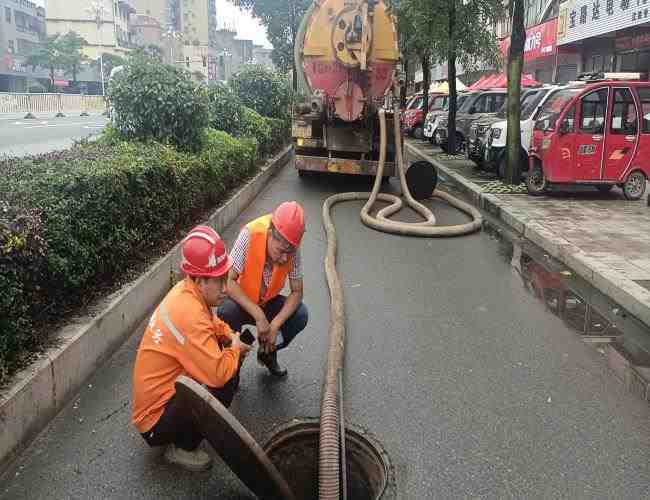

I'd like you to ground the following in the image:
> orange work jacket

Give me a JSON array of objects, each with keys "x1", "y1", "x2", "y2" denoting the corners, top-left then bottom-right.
[
  {"x1": 238, "y1": 214, "x2": 293, "y2": 305},
  {"x1": 132, "y1": 277, "x2": 240, "y2": 433}
]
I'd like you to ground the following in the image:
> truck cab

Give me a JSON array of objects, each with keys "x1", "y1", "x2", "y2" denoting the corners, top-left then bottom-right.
[{"x1": 527, "y1": 74, "x2": 649, "y2": 200}]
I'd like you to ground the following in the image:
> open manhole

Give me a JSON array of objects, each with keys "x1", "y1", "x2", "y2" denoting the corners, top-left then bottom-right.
[{"x1": 264, "y1": 420, "x2": 392, "y2": 500}]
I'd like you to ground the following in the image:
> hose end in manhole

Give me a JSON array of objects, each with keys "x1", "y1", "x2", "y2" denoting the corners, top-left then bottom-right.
[{"x1": 264, "y1": 419, "x2": 393, "y2": 500}]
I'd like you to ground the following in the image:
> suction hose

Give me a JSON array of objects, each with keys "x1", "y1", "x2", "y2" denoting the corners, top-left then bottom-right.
[{"x1": 318, "y1": 98, "x2": 483, "y2": 499}]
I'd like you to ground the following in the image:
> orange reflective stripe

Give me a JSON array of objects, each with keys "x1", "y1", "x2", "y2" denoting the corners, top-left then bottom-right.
[{"x1": 238, "y1": 214, "x2": 292, "y2": 304}]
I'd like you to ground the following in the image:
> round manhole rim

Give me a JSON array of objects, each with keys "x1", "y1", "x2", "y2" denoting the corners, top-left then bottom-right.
[{"x1": 262, "y1": 418, "x2": 393, "y2": 500}]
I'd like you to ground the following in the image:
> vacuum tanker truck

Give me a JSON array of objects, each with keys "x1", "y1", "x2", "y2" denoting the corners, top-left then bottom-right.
[{"x1": 292, "y1": 0, "x2": 401, "y2": 177}]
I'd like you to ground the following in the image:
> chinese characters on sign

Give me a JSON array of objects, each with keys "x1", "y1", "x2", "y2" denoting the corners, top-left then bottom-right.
[
  {"x1": 558, "y1": 0, "x2": 650, "y2": 44},
  {"x1": 499, "y1": 18, "x2": 558, "y2": 62}
]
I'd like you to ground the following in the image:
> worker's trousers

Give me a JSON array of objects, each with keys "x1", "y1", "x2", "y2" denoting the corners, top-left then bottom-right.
[
  {"x1": 140, "y1": 372, "x2": 240, "y2": 451},
  {"x1": 217, "y1": 295, "x2": 309, "y2": 350}
]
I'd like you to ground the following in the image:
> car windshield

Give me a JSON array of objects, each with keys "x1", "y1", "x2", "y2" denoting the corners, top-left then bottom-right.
[
  {"x1": 493, "y1": 89, "x2": 548, "y2": 119},
  {"x1": 458, "y1": 94, "x2": 477, "y2": 113},
  {"x1": 534, "y1": 88, "x2": 582, "y2": 131},
  {"x1": 521, "y1": 88, "x2": 550, "y2": 120}
]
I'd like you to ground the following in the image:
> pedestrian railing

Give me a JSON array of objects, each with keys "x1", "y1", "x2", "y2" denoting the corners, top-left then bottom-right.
[{"x1": 0, "y1": 93, "x2": 106, "y2": 115}]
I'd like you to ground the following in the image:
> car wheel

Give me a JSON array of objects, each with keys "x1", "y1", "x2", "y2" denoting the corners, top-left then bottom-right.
[
  {"x1": 526, "y1": 161, "x2": 547, "y2": 196},
  {"x1": 596, "y1": 184, "x2": 614, "y2": 194},
  {"x1": 414, "y1": 126, "x2": 424, "y2": 140},
  {"x1": 623, "y1": 170, "x2": 647, "y2": 200}
]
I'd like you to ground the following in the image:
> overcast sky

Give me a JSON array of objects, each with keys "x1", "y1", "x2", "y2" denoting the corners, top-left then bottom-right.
[{"x1": 37, "y1": 0, "x2": 272, "y2": 48}]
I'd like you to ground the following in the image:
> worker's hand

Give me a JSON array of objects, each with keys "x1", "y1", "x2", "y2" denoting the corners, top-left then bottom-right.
[
  {"x1": 264, "y1": 323, "x2": 280, "y2": 353},
  {"x1": 230, "y1": 332, "x2": 251, "y2": 358},
  {"x1": 255, "y1": 314, "x2": 271, "y2": 343}
]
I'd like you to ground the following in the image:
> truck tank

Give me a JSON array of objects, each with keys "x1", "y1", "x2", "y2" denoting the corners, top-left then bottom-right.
[{"x1": 292, "y1": 0, "x2": 400, "y2": 177}]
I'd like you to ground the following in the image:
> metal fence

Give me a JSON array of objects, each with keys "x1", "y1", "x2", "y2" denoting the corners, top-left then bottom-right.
[{"x1": 0, "y1": 93, "x2": 106, "y2": 115}]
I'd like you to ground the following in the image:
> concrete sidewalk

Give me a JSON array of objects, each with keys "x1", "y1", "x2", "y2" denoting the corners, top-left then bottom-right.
[{"x1": 405, "y1": 139, "x2": 650, "y2": 331}]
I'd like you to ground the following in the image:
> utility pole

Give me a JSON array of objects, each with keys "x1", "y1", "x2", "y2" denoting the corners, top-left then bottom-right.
[{"x1": 87, "y1": 1, "x2": 109, "y2": 96}]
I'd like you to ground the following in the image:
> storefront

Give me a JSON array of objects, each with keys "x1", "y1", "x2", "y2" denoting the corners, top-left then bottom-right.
[
  {"x1": 499, "y1": 18, "x2": 558, "y2": 84},
  {"x1": 557, "y1": 0, "x2": 650, "y2": 75},
  {"x1": 615, "y1": 28, "x2": 650, "y2": 71}
]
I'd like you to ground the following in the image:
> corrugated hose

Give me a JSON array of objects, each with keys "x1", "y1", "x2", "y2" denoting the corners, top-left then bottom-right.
[{"x1": 318, "y1": 92, "x2": 483, "y2": 499}]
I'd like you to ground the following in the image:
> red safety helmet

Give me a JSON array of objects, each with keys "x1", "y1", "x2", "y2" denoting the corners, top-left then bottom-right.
[
  {"x1": 180, "y1": 225, "x2": 232, "y2": 278},
  {"x1": 271, "y1": 201, "x2": 305, "y2": 247}
]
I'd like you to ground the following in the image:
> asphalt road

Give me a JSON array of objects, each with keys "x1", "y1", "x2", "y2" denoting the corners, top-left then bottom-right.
[
  {"x1": 0, "y1": 114, "x2": 107, "y2": 157},
  {"x1": 2, "y1": 162, "x2": 650, "y2": 499}
]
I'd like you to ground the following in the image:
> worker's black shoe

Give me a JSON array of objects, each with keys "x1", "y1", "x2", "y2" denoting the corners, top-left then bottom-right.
[{"x1": 257, "y1": 350, "x2": 288, "y2": 377}]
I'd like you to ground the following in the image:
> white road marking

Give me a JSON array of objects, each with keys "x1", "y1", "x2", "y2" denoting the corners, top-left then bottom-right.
[{"x1": 21, "y1": 122, "x2": 105, "y2": 129}]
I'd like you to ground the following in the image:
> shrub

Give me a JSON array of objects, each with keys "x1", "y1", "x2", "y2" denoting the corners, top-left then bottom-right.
[
  {"x1": 230, "y1": 64, "x2": 291, "y2": 121},
  {"x1": 107, "y1": 57, "x2": 209, "y2": 151},
  {"x1": 0, "y1": 203, "x2": 47, "y2": 380},
  {"x1": 0, "y1": 134, "x2": 256, "y2": 383},
  {"x1": 206, "y1": 84, "x2": 243, "y2": 136}
]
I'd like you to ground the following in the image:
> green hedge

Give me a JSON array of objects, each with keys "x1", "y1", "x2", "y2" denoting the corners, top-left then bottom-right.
[
  {"x1": 205, "y1": 84, "x2": 289, "y2": 159},
  {"x1": 230, "y1": 64, "x2": 292, "y2": 121},
  {"x1": 0, "y1": 131, "x2": 256, "y2": 383},
  {"x1": 107, "y1": 56, "x2": 209, "y2": 152}
]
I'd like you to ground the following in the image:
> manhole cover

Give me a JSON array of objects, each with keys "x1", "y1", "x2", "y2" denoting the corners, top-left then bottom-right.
[
  {"x1": 174, "y1": 376, "x2": 295, "y2": 500},
  {"x1": 264, "y1": 419, "x2": 393, "y2": 500}
]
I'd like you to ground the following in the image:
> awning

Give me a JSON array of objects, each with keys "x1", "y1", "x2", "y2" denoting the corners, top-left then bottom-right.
[
  {"x1": 468, "y1": 72, "x2": 541, "y2": 90},
  {"x1": 429, "y1": 79, "x2": 467, "y2": 93}
]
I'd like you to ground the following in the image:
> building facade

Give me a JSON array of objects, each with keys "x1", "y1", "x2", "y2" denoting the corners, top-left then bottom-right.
[
  {"x1": 557, "y1": 0, "x2": 650, "y2": 75},
  {"x1": 46, "y1": 0, "x2": 137, "y2": 60},
  {"x1": 0, "y1": 0, "x2": 47, "y2": 92}
]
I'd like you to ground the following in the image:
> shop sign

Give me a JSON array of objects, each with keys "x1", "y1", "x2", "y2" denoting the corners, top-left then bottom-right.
[
  {"x1": 615, "y1": 31, "x2": 650, "y2": 49},
  {"x1": 558, "y1": 0, "x2": 650, "y2": 45},
  {"x1": 500, "y1": 18, "x2": 558, "y2": 61}
]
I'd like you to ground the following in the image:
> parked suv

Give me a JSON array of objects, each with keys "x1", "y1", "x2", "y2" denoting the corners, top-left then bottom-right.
[
  {"x1": 479, "y1": 85, "x2": 564, "y2": 177},
  {"x1": 423, "y1": 94, "x2": 471, "y2": 145},
  {"x1": 527, "y1": 75, "x2": 650, "y2": 199},
  {"x1": 402, "y1": 93, "x2": 447, "y2": 138},
  {"x1": 437, "y1": 89, "x2": 507, "y2": 153}
]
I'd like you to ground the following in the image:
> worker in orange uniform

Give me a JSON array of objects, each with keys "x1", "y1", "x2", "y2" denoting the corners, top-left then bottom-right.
[
  {"x1": 218, "y1": 201, "x2": 308, "y2": 377},
  {"x1": 132, "y1": 225, "x2": 251, "y2": 472}
]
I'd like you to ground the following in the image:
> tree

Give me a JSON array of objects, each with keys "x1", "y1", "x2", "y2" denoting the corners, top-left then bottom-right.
[
  {"x1": 92, "y1": 53, "x2": 126, "y2": 81},
  {"x1": 392, "y1": 4, "x2": 430, "y2": 109},
  {"x1": 58, "y1": 32, "x2": 87, "y2": 83},
  {"x1": 391, "y1": 0, "x2": 504, "y2": 153},
  {"x1": 26, "y1": 31, "x2": 87, "y2": 89},
  {"x1": 504, "y1": 0, "x2": 525, "y2": 185},
  {"x1": 233, "y1": 0, "x2": 311, "y2": 90},
  {"x1": 25, "y1": 34, "x2": 65, "y2": 90}
]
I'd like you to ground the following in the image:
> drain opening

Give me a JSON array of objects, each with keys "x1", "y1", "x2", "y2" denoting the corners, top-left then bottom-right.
[{"x1": 264, "y1": 421, "x2": 390, "y2": 500}]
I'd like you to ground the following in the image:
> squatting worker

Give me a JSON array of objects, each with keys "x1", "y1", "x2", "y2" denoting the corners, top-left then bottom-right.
[
  {"x1": 132, "y1": 225, "x2": 251, "y2": 472},
  {"x1": 218, "y1": 201, "x2": 308, "y2": 377}
]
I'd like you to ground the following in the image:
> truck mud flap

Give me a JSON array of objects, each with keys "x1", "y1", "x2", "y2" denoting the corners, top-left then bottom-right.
[{"x1": 295, "y1": 155, "x2": 395, "y2": 176}]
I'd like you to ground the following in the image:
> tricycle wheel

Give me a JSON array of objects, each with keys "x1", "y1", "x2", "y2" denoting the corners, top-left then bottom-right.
[
  {"x1": 596, "y1": 184, "x2": 614, "y2": 194},
  {"x1": 526, "y1": 161, "x2": 547, "y2": 196},
  {"x1": 623, "y1": 171, "x2": 647, "y2": 200}
]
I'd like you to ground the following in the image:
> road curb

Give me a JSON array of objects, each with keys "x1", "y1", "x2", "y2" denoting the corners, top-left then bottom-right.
[
  {"x1": 404, "y1": 140, "x2": 650, "y2": 328},
  {"x1": 0, "y1": 145, "x2": 293, "y2": 473}
]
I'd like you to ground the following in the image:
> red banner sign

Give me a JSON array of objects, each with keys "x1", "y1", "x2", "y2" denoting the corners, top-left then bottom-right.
[
  {"x1": 499, "y1": 18, "x2": 558, "y2": 62},
  {"x1": 616, "y1": 31, "x2": 650, "y2": 51}
]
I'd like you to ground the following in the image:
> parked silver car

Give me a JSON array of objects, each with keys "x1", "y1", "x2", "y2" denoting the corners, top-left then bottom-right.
[{"x1": 437, "y1": 90, "x2": 506, "y2": 153}]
